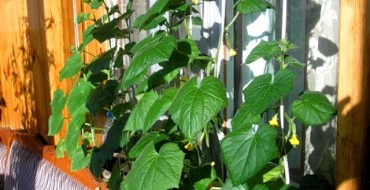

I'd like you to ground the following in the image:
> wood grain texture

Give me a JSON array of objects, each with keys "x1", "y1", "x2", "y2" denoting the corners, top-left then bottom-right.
[{"x1": 336, "y1": 0, "x2": 370, "y2": 189}]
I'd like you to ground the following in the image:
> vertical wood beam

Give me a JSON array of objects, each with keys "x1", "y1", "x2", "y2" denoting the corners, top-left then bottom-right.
[{"x1": 336, "y1": 0, "x2": 370, "y2": 189}]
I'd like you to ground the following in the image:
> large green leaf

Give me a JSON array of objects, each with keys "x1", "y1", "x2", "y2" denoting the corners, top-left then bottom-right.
[
  {"x1": 232, "y1": 103, "x2": 261, "y2": 130},
  {"x1": 121, "y1": 142, "x2": 185, "y2": 190},
  {"x1": 124, "y1": 91, "x2": 159, "y2": 131},
  {"x1": 120, "y1": 35, "x2": 176, "y2": 89},
  {"x1": 291, "y1": 91, "x2": 336, "y2": 126},
  {"x1": 169, "y1": 76, "x2": 227, "y2": 140},
  {"x1": 59, "y1": 52, "x2": 82, "y2": 81},
  {"x1": 245, "y1": 41, "x2": 281, "y2": 64},
  {"x1": 142, "y1": 88, "x2": 177, "y2": 132},
  {"x1": 128, "y1": 131, "x2": 167, "y2": 158},
  {"x1": 236, "y1": 0, "x2": 274, "y2": 15},
  {"x1": 221, "y1": 125, "x2": 277, "y2": 186},
  {"x1": 243, "y1": 69, "x2": 296, "y2": 114},
  {"x1": 91, "y1": 15, "x2": 130, "y2": 43}
]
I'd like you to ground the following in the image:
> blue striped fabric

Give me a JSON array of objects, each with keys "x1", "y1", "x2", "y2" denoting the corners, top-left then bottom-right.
[
  {"x1": 0, "y1": 143, "x2": 6, "y2": 190},
  {"x1": 4, "y1": 141, "x2": 88, "y2": 190}
]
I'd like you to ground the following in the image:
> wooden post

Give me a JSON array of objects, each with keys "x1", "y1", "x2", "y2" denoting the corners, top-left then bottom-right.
[{"x1": 336, "y1": 0, "x2": 370, "y2": 189}]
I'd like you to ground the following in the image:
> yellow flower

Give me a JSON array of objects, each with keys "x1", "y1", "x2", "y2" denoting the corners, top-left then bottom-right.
[
  {"x1": 192, "y1": 0, "x2": 200, "y2": 5},
  {"x1": 269, "y1": 114, "x2": 279, "y2": 127},
  {"x1": 184, "y1": 142, "x2": 193, "y2": 151},
  {"x1": 289, "y1": 134, "x2": 300, "y2": 146},
  {"x1": 229, "y1": 49, "x2": 237, "y2": 57}
]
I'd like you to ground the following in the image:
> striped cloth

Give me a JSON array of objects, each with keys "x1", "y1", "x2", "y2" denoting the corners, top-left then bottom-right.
[
  {"x1": 4, "y1": 141, "x2": 88, "y2": 190},
  {"x1": 0, "y1": 143, "x2": 6, "y2": 190}
]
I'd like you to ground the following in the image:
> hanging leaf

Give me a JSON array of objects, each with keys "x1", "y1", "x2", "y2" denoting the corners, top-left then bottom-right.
[
  {"x1": 221, "y1": 125, "x2": 277, "y2": 186},
  {"x1": 121, "y1": 142, "x2": 185, "y2": 190},
  {"x1": 193, "y1": 168, "x2": 217, "y2": 190},
  {"x1": 79, "y1": 25, "x2": 95, "y2": 51},
  {"x1": 232, "y1": 103, "x2": 261, "y2": 130},
  {"x1": 77, "y1": 13, "x2": 90, "y2": 23},
  {"x1": 120, "y1": 35, "x2": 176, "y2": 89},
  {"x1": 65, "y1": 121, "x2": 81, "y2": 158},
  {"x1": 87, "y1": 49, "x2": 114, "y2": 74},
  {"x1": 124, "y1": 91, "x2": 159, "y2": 131},
  {"x1": 50, "y1": 89, "x2": 67, "y2": 114},
  {"x1": 56, "y1": 139, "x2": 66, "y2": 158},
  {"x1": 90, "y1": 0, "x2": 103, "y2": 9},
  {"x1": 285, "y1": 56, "x2": 305, "y2": 68},
  {"x1": 66, "y1": 80, "x2": 93, "y2": 118},
  {"x1": 128, "y1": 131, "x2": 168, "y2": 158},
  {"x1": 90, "y1": 116, "x2": 127, "y2": 177},
  {"x1": 243, "y1": 69, "x2": 296, "y2": 114},
  {"x1": 245, "y1": 41, "x2": 281, "y2": 64},
  {"x1": 71, "y1": 146, "x2": 91, "y2": 171},
  {"x1": 236, "y1": 0, "x2": 274, "y2": 15},
  {"x1": 291, "y1": 91, "x2": 336, "y2": 126},
  {"x1": 59, "y1": 52, "x2": 82, "y2": 81},
  {"x1": 48, "y1": 114, "x2": 64, "y2": 136},
  {"x1": 169, "y1": 76, "x2": 227, "y2": 140}
]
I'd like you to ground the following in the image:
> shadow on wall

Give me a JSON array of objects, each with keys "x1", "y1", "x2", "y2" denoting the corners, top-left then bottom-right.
[{"x1": 304, "y1": 0, "x2": 339, "y2": 187}]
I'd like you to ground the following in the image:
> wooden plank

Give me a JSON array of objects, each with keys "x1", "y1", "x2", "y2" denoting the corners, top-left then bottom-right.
[
  {"x1": 336, "y1": 0, "x2": 370, "y2": 189},
  {"x1": 0, "y1": 0, "x2": 39, "y2": 132}
]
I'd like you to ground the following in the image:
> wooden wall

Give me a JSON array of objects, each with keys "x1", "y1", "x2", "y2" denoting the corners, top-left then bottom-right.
[
  {"x1": 336, "y1": 0, "x2": 370, "y2": 189},
  {"x1": 0, "y1": 0, "x2": 80, "y2": 143}
]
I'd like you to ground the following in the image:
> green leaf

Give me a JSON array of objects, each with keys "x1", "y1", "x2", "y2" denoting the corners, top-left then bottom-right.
[
  {"x1": 132, "y1": 0, "x2": 172, "y2": 30},
  {"x1": 243, "y1": 69, "x2": 296, "y2": 114},
  {"x1": 56, "y1": 139, "x2": 66, "y2": 158},
  {"x1": 91, "y1": 15, "x2": 129, "y2": 43},
  {"x1": 245, "y1": 41, "x2": 281, "y2": 64},
  {"x1": 121, "y1": 142, "x2": 185, "y2": 190},
  {"x1": 59, "y1": 52, "x2": 82, "y2": 80},
  {"x1": 263, "y1": 165, "x2": 282, "y2": 183},
  {"x1": 124, "y1": 91, "x2": 159, "y2": 131},
  {"x1": 232, "y1": 103, "x2": 261, "y2": 130},
  {"x1": 128, "y1": 131, "x2": 167, "y2": 158},
  {"x1": 291, "y1": 91, "x2": 336, "y2": 126},
  {"x1": 140, "y1": 15, "x2": 167, "y2": 30},
  {"x1": 90, "y1": 0, "x2": 102, "y2": 9},
  {"x1": 71, "y1": 146, "x2": 91, "y2": 171},
  {"x1": 192, "y1": 16, "x2": 203, "y2": 25},
  {"x1": 142, "y1": 88, "x2": 177, "y2": 132},
  {"x1": 87, "y1": 49, "x2": 114, "y2": 74},
  {"x1": 222, "y1": 179, "x2": 248, "y2": 190},
  {"x1": 236, "y1": 0, "x2": 274, "y2": 15},
  {"x1": 48, "y1": 114, "x2": 64, "y2": 135},
  {"x1": 65, "y1": 121, "x2": 81, "y2": 158},
  {"x1": 193, "y1": 167, "x2": 217, "y2": 190},
  {"x1": 169, "y1": 76, "x2": 227, "y2": 139},
  {"x1": 121, "y1": 35, "x2": 176, "y2": 89},
  {"x1": 50, "y1": 89, "x2": 67, "y2": 114},
  {"x1": 79, "y1": 25, "x2": 95, "y2": 50},
  {"x1": 285, "y1": 56, "x2": 305, "y2": 68},
  {"x1": 67, "y1": 80, "x2": 93, "y2": 117},
  {"x1": 90, "y1": 116, "x2": 127, "y2": 177},
  {"x1": 107, "y1": 161, "x2": 123, "y2": 190},
  {"x1": 252, "y1": 184, "x2": 269, "y2": 190},
  {"x1": 221, "y1": 125, "x2": 277, "y2": 186},
  {"x1": 77, "y1": 13, "x2": 90, "y2": 23},
  {"x1": 87, "y1": 80, "x2": 118, "y2": 115}
]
